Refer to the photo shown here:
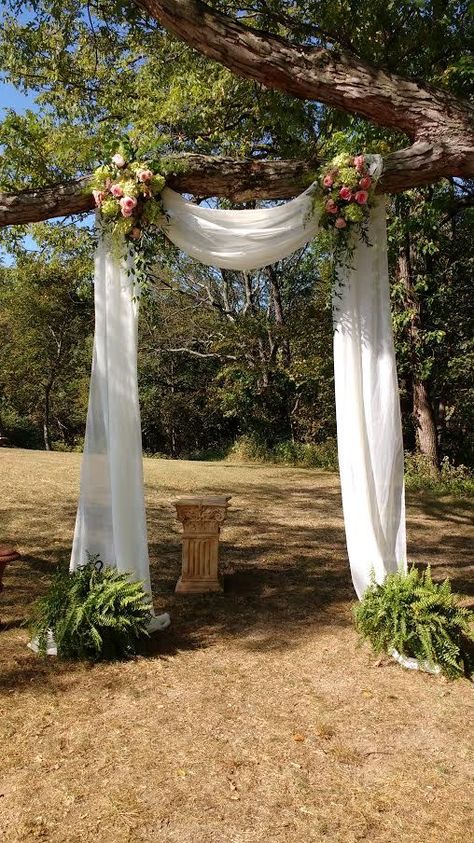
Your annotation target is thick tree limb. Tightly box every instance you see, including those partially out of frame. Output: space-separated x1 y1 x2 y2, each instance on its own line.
0 145 467 228
1 1 472 228
135 0 474 180
0 157 314 226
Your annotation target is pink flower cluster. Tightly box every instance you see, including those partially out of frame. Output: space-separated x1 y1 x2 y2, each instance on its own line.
321 155 373 231
92 155 156 223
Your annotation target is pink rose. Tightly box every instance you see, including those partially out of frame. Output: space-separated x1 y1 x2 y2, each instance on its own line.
339 186 352 201
322 174 334 188
92 190 104 206
137 168 153 183
354 190 369 205
353 155 365 172
119 196 137 211
325 199 339 215
358 176 372 190
110 183 123 198
335 217 347 229
112 153 126 168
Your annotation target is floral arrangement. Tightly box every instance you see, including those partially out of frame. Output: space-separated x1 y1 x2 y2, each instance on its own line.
88 147 166 244
314 152 377 238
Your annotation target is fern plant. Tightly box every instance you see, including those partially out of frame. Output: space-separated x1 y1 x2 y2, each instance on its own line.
30 556 152 660
354 567 474 679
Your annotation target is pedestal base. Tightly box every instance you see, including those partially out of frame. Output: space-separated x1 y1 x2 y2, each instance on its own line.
175 576 223 594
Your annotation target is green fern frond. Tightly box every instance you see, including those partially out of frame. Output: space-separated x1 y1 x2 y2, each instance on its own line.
29 556 153 661
354 566 474 679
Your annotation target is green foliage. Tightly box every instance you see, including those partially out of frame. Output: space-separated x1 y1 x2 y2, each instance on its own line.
229 434 339 471
404 454 474 497
0 225 93 450
29 557 152 661
0 0 472 472
354 567 474 679
389 189 474 466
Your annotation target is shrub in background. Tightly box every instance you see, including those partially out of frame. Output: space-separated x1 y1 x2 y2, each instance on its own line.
404 453 474 497
30 557 152 660
354 567 474 679
228 434 339 472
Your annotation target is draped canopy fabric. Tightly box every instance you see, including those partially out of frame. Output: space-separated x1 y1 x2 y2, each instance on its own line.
160 185 320 271
71 155 407 603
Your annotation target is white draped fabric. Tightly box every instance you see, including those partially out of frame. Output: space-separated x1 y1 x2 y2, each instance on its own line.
72 157 407 601
160 185 320 270
71 245 151 595
333 201 406 597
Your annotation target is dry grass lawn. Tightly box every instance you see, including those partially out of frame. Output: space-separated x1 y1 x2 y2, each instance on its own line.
0 448 473 843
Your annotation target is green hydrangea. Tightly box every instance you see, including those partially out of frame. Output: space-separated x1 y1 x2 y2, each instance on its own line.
121 180 139 198
338 167 360 188
344 204 364 223
113 217 134 237
150 174 166 194
331 153 352 169
142 200 166 225
101 198 120 219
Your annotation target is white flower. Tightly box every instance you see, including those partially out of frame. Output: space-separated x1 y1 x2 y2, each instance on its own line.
112 153 126 168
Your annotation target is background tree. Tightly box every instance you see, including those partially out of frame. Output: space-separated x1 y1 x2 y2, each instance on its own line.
389 186 474 469
0 225 93 449
0 0 472 471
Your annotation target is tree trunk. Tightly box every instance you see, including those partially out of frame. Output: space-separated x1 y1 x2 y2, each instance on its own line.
413 379 439 471
397 235 439 472
43 383 53 451
267 264 291 366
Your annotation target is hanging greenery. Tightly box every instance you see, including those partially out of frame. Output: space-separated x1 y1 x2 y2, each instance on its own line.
29 556 152 660
354 567 474 679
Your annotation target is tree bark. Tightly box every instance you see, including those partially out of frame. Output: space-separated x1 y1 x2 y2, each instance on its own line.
43 381 53 451
0 142 467 229
267 264 290 366
413 379 439 471
136 0 474 179
397 247 439 472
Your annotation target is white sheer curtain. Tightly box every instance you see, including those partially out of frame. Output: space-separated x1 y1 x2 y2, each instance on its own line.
160 184 320 270
333 200 406 598
71 244 151 595
72 157 406 601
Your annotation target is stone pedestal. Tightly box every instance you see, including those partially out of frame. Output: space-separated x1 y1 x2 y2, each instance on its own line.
174 496 231 594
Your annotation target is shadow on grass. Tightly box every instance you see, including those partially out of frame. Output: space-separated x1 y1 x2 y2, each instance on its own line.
1 476 472 690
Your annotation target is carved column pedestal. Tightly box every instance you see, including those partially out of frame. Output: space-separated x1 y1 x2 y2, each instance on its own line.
174 496 231 594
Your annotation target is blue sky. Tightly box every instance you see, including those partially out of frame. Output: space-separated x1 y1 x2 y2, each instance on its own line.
0 79 37 113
